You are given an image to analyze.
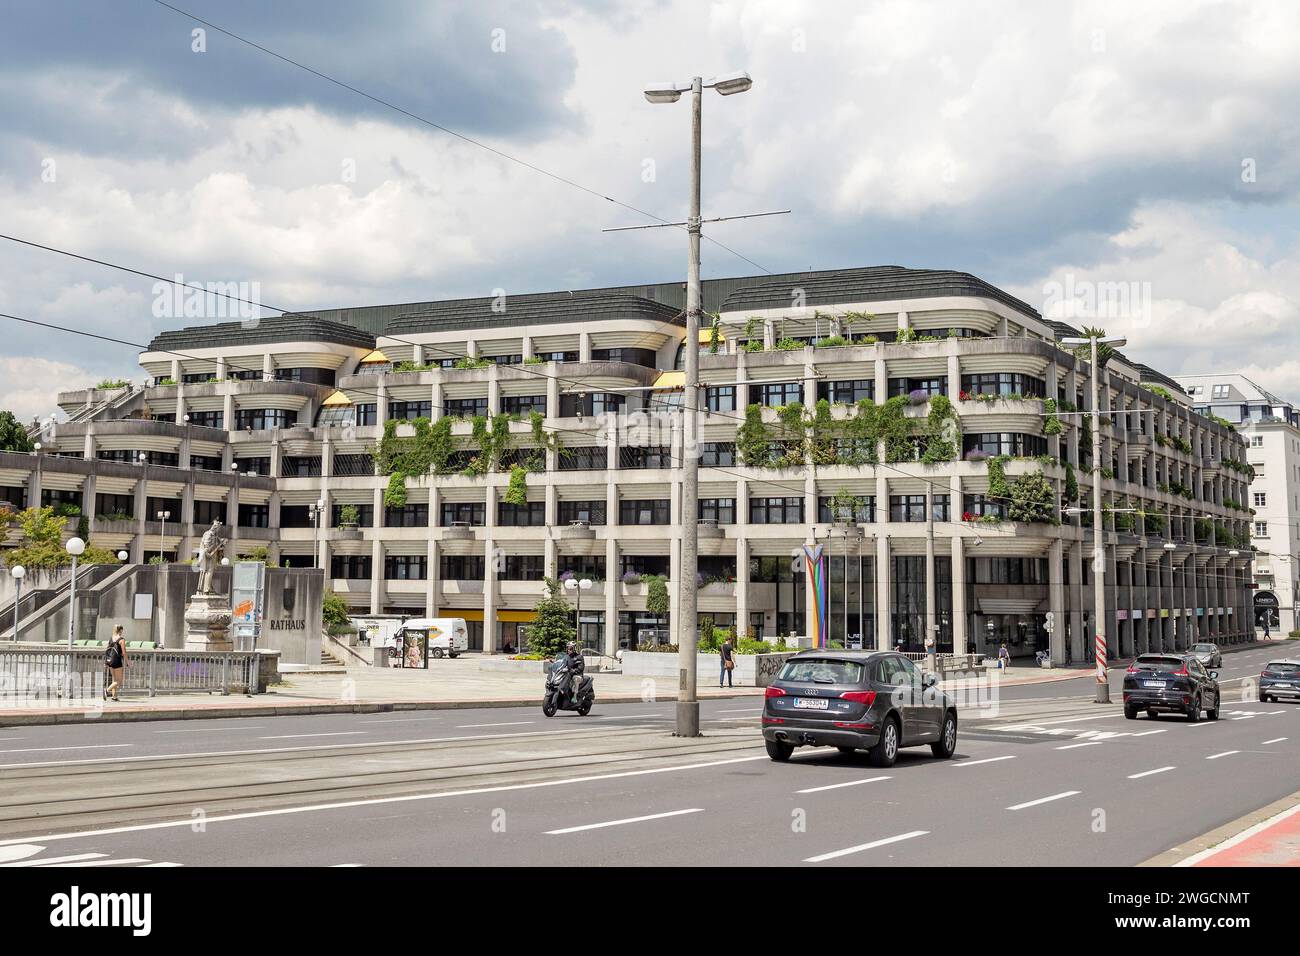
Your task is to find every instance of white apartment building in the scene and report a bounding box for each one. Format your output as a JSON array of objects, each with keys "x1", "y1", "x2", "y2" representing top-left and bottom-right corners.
[{"x1": 1178, "y1": 372, "x2": 1300, "y2": 633}]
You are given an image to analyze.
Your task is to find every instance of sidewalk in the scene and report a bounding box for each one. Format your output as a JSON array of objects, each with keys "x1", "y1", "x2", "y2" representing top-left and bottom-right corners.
[{"x1": 1145, "y1": 789, "x2": 1300, "y2": 867}]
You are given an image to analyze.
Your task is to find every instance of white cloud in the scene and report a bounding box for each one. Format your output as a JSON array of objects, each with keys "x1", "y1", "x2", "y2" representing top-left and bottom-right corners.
[{"x1": 0, "y1": 356, "x2": 97, "y2": 422}]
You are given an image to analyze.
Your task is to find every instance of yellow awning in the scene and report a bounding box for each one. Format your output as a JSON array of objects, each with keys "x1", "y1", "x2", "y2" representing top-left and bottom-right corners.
[
  {"x1": 437, "y1": 609, "x2": 537, "y2": 623},
  {"x1": 698, "y1": 327, "x2": 725, "y2": 344},
  {"x1": 358, "y1": 349, "x2": 390, "y2": 364},
  {"x1": 321, "y1": 390, "x2": 352, "y2": 407},
  {"x1": 652, "y1": 371, "x2": 685, "y2": 389}
]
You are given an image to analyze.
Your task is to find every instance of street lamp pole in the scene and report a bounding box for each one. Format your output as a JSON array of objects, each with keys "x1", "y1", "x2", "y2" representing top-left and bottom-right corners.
[
  {"x1": 157, "y1": 509, "x2": 170, "y2": 563},
  {"x1": 10, "y1": 565, "x2": 24, "y2": 642},
  {"x1": 65, "y1": 536, "x2": 85, "y2": 649},
  {"x1": 1062, "y1": 332, "x2": 1126, "y2": 704}
]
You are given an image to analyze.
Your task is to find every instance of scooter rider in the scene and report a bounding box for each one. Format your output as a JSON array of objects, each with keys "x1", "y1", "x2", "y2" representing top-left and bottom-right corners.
[{"x1": 565, "y1": 642, "x2": 584, "y2": 701}]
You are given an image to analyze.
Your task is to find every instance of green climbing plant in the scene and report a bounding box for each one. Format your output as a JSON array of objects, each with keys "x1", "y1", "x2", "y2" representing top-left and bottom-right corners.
[
  {"x1": 464, "y1": 413, "x2": 513, "y2": 476},
  {"x1": 644, "y1": 574, "x2": 670, "y2": 615},
  {"x1": 1043, "y1": 397, "x2": 1064, "y2": 436},
  {"x1": 504, "y1": 465, "x2": 529, "y2": 506},
  {"x1": 374, "y1": 416, "x2": 456, "y2": 507},
  {"x1": 921, "y1": 394, "x2": 959, "y2": 464},
  {"x1": 737, "y1": 404, "x2": 771, "y2": 467}
]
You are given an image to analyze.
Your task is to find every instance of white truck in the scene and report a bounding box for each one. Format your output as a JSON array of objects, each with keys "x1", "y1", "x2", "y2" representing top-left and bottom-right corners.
[{"x1": 396, "y1": 618, "x2": 470, "y2": 659}]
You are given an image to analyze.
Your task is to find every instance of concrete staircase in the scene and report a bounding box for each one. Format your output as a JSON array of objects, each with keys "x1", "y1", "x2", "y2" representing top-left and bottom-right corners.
[{"x1": 319, "y1": 645, "x2": 345, "y2": 667}]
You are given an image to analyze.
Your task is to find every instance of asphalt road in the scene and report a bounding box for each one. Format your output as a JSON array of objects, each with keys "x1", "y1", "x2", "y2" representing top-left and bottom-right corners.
[{"x1": 0, "y1": 643, "x2": 1294, "y2": 867}]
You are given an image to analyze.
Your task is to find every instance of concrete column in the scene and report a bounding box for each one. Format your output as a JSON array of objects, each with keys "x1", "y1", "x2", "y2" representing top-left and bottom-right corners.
[
  {"x1": 1068, "y1": 542, "x2": 1085, "y2": 663},
  {"x1": 431, "y1": 381, "x2": 443, "y2": 420},
  {"x1": 412, "y1": 344, "x2": 424, "y2": 367},
  {"x1": 896, "y1": 310, "x2": 910, "y2": 333},
  {"x1": 222, "y1": 391, "x2": 234, "y2": 433},
  {"x1": 25, "y1": 456, "x2": 42, "y2": 512},
  {"x1": 874, "y1": 359, "x2": 888, "y2": 414},
  {"x1": 82, "y1": 432, "x2": 95, "y2": 460},
  {"x1": 262, "y1": 354, "x2": 273, "y2": 380},
  {"x1": 131, "y1": 475, "x2": 148, "y2": 563},
  {"x1": 487, "y1": 365, "x2": 501, "y2": 416},
  {"x1": 426, "y1": 538, "x2": 439, "y2": 618},
  {"x1": 1049, "y1": 538, "x2": 1066, "y2": 664},
  {"x1": 369, "y1": 536, "x2": 383, "y2": 615},
  {"x1": 875, "y1": 534, "x2": 890, "y2": 650},
  {"x1": 735, "y1": 350, "x2": 750, "y2": 411},
  {"x1": 604, "y1": 535, "x2": 619, "y2": 657},
  {"x1": 951, "y1": 534, "x2": 967, "y2": 655},
  {"x1": 375, "y1": 380, "x2": 388, "y2": 428},
  {"x1": 180, "y1": 480, "x2": 195, "y2": 561},
  {"x1": 80, "y1": 473, "x2": 97, "y2": 526},
  {"x1": 522, "y1": 336, "x2": 534, "y2": 361},
  {"x1": 946, "y1": 352, "x2": 961, "y2": 402},
  {"x1": 546, "y1": 373, "x2": 559, "y2": 420},
  {"x1": 579, "y1": 332, "x2": 592, "y2": 363},
  {"x1": 483, "y1": 484, "x2": 498, "y2": 653},
  {"x1": 736, "y1": 536, "x2": 750, "y2": 638}
]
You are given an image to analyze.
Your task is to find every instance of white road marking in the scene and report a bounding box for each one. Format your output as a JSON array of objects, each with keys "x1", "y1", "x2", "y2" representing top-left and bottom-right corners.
[
  {"x1": 258, "y1": 732, "x2": 368, "y2": 740},
  {"x1": 1006, "y1": 791, "x2": 1080, "y2": 811},
  {"x1": 796, "y1": 776, "x2": 891, "y2": 794},
  {"x1": 1230, "y1": 716, "x2": 1257, "y2": 721},
  {"x1": 46, "y1": 858, "x2": 150, "y2": 867},
  {"x1": 954, "y1": 755, "x2": 1017, "y2": 767},
  {"x1": 1056, "y1": 741, "x2": 1104, "y2": 750},
  {"x1": 1128, "y1": 766, "x2": 1176, "y2": 779},
  {"x1": 1129, "y1": 729, "x2": 1168, "y2": 737},
  {"x1": 454, "y1": 721, "x2": 534, "y2": 729},
  {"x1": 1265, "y1": 710, "x2": 1287, "y2": 715},
  {"x1": 804, "y1": 830, "x2": 929, "y2": 863},
  {"x1": 1206, "y1": 750, "x2": 1240, "y2": 760},
  {"x1": 140, "y1": 862, "x2": 182, "y2": 867},
  {"x1": 1262, "y1": 737, "x2": 1288, "y2": 745},
  {"x1": 594, "y1": 714, "x2": 661, "y2": 720},
  {"x1": 0, "y1": 752, "x2": 768, "y2": 846},
  {"x1": 545, "y1": 808, "x2": 703, "y2": 835},
  {"x1": 156, "y1": 726, "x2": 265, "y2": 733},
  {"x1": 0, "y1": 744, "x2": 133, "y2": 754},
  {"x1": 0, "y1": 844, "x2": 42, "y2": 863},
  {"x1": 1, "y1": 852, "x2": 106, "y2": 867},
  {"x1": 1185, "y1": 721, "x2": 1215, "y2": 728}
]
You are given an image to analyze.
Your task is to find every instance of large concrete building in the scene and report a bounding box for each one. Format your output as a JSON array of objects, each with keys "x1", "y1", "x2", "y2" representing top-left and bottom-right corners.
[
  {"x1": 1, "y1": 265, "x2": 1255, "y2": 662},
  {"x1": 1177, "y1": 372, "x2": 1299, "y2": 634}
]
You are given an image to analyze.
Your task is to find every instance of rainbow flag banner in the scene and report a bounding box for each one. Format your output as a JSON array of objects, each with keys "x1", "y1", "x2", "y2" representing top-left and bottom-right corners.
[{"x1": 803, "y1": 544, "x2": 828, "y2": 648}]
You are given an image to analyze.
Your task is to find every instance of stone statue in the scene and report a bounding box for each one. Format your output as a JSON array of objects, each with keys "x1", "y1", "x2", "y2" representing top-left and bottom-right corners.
[
  {"x1": 185, "y1": 519, "x2": 232, "y2": 652},
  {"x1": 195, "y1": 519, "x2": 225, "y2": 594}
]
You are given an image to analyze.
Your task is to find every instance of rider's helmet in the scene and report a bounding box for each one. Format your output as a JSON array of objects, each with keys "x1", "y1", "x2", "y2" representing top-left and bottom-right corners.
[{"x1": 566, "y1": 642, "x2": 577, "y2": 654}]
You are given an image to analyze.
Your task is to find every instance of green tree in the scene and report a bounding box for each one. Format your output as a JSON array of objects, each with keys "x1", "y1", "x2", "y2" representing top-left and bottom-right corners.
[
  {"x1": 0, "y1": 410, "x2": 34, "y2": 453},
  {"x1": 528, "y1": 577, "x2": 575, "y2": 657},
  {"x1": 322, "y1": 590, "x2": 352, "y2": 633},
  {"x1": 2, "y1": 506, "x2": 118, "y2": 569}
]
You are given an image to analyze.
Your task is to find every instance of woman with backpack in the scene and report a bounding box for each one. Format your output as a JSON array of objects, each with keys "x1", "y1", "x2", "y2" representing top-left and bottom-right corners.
[{"x1": 104, "y1": 625, "x2": 127, "y2": 701}]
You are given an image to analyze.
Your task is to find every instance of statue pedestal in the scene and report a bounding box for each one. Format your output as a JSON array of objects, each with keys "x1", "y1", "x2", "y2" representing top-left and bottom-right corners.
[{"x1": 184, "y1": 592, "x2": 234, "y2": 652}]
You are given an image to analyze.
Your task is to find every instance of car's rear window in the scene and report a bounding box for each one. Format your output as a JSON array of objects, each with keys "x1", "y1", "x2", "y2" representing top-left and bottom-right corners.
[
  {"x1": 1265, "y1": 663, "x2": 1300, "y2": 676},
  {"x1": 779, "y1": 659, "x2": 865, "y2": 684},
  {"x1": 1132, "y1": 657, "x2": 1185, "y2": 673}
]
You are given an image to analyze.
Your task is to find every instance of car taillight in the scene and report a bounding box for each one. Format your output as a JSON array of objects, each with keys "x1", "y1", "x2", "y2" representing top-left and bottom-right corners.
[
  {"x1": 840, "y1": 691, "x2": 877, "y2": 706},
  {"x1": 1126, "y1": 664, "x2": 1138, "y2": 674},
  {"x1": 764, "y1": 686, "x2": 786, "y2": 699},
  {"x1": 1173, "y1": 665, "x2": 1188, "y2": 677}
]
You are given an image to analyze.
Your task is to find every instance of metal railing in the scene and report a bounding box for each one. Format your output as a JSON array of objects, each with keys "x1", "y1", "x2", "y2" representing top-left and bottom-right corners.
[{"x1": 0, "y1": 646, "x2": 261, "y2": 699}]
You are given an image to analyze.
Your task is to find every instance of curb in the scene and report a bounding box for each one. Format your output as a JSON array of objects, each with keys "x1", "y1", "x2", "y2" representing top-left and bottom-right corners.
[
  {"x1": 1141, "y1": 787, "x2": 1300, "y2": 867},
  {"x1": 0, "y1": 689, "x2": 764, "y2": 727}
]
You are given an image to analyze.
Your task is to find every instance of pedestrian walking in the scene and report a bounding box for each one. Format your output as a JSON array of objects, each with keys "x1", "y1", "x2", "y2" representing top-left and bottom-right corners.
[
  {"x1": 997, "y1": 642, "x2": 1010, "y2": 672},
  {"x1": 719, "y1": 634, "x2": 735, "y2": 688},
  {"x1": 104, "y1": 625, "x2": 127, "y2": 701}
]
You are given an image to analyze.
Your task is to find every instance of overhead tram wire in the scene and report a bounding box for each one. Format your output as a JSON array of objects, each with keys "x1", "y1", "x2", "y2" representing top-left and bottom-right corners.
[
  {"x1": 0, "y1": 236, "x2": 1256, "y2": 533},
  {"x1": 146, "y1": 0, "x2": 773, "y2": 279}
]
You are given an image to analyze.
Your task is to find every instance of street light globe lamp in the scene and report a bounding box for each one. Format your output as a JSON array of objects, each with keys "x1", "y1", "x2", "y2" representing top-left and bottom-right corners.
[
  {"x1": 65, "y1": 536, "x2": 85, "y2": 648},
  {"x1": 117, "y1": 550, "x2": 128, "y2": 562}
]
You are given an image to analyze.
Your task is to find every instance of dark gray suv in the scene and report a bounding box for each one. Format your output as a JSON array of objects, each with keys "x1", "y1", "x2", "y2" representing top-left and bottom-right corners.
[{"x1": 761, "y1": 650, "x2": 958, "y2": 766}]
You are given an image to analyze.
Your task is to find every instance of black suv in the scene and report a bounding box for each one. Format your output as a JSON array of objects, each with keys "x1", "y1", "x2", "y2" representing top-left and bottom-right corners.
[
  {"x1": 761, "y1": 651, "x2": 958, "y2": 766},
  {"x1": 1122, "y1": 653, "x2": 1220, "y2": 721}
]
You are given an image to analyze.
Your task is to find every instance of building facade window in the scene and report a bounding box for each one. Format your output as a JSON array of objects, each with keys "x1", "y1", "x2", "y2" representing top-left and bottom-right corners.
[
  {"x1": 501, "y1": 395, "x2": 547, "y2": 415},
  {"x1": 558, "y1": 500, "x2": 606, "y2": 525},
  {"x1": 441, "y1": 398, "x2": 486, "y2": 419},
  {"x1": 699, "y1": 498, "x2": 736, "y2": 525},
  {"x1": 390, "y1": 400, "x2": 435, "y2": 420},
  {"x1": 962, "y1": 433, "x2": 1048, "y2": 458},
  {"x1": 888, "y1": 377, "x2": 947, "y2": 398},
  {"x1": 497, "y1": 501, "x2": 546, "y2": 526},
  {"x1": 818, "y1": 495, "x2": 875, "y2": 523},
  {"x1": 385, "y1": 503, "x2": 429, "y2": 527},
  {"x1": 441, "y1": 501, "x2": 485, "y2": 526},
  {"x1": 755, "y1": 382, "x2": 802, "y2": 408},
  {"x1": 439, "y1": 555, "x2": 485, "y2": 579},
  {"x1": 959, "y1": 373, "x2": 1046, "y2": 398},
  {"x1": 705, "y1": 386, "x2": 736, "y2": 412},
  {"x1": 235, "y1": 408, "x2": 296, "y2": 430},
  {"x1": 818, "y1": 379, "x2": 874, "y2": 404},
  {"x1": 749, "y1": 496, "x2": 804, "y2": 524},
  {"x1": 557, "y1": 446, "x2": 606, "y2": 471},
  {"x1": 619, "y1": 499, "x2": 670, "y2": 525},
  {"x1": 331, "y1": 555, "x2": 373, "y2": 579},
  {"x1": 384, "y1": 555, "x2": 427, "y2": 580},
  {"x1": 501, "y1": 555, "x2": 544, "y2": 580},
  {"x1": 699, "y1": 442, "x2": 736, "y2": 467}
]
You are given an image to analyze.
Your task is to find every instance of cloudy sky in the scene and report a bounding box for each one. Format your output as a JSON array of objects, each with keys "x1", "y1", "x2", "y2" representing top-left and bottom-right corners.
[{"x1": 1, "y1": 0, "x2": 1298, "y2": 419}]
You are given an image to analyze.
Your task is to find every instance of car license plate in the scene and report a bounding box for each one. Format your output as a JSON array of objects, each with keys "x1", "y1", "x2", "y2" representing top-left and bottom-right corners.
[
  {"x1": 1275, "y1": 682, "x2": 1293, "y2": 688},
  {"x1": 1143, "y1": 680, "x2": 1165, "y2": 688},
  {"x1": 793, "y1": 698, "x2": 829, "y2": 710}
]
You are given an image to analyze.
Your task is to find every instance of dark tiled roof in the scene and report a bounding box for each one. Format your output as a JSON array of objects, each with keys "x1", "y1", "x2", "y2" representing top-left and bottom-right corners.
[
  {"x1": 383, "y1": 292, "x2": 683, "y2": 336},
  {"x1": 146, "y1": 315, "x2": 376, "y2": 353},
  {"x1": 1135, "y1": 363, "x2": 1187, "y2": 395},
  {"x1": 719, "y1": 266, "x2": 1041, "y2": 319}
]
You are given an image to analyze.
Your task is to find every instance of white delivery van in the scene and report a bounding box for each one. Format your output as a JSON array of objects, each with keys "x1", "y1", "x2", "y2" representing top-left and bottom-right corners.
[{"x1": 397, "y1": 618, "x2": 470, "y2": 659}]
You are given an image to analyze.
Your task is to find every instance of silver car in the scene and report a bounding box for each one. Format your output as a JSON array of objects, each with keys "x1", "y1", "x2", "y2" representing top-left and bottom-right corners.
[{"x1": 1191, "y1": 642, "x2": 1222, "y2": 669}]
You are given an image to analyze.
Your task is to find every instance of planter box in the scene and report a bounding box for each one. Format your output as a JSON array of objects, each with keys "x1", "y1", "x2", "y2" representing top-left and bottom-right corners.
[{"x1": 620, "y1": 650, "x2": 797, "y2": 687}]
